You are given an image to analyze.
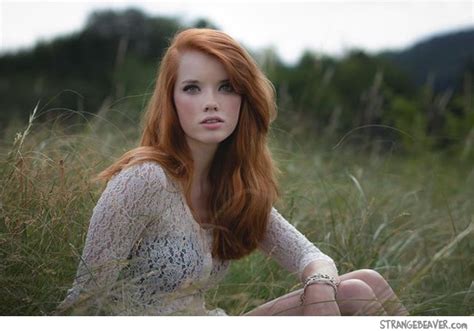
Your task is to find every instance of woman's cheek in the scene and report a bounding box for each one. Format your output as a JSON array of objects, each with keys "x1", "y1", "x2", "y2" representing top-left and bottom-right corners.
[
  {"x1": 176, "y1": 96, "x2": 199, "y2": 127},
  {"x1": 176, "y1": 94, "x2": 196, "y2": 112}
]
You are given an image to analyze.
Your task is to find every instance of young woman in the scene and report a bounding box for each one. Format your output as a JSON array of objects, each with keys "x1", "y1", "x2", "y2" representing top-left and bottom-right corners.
[{"x1": 57, "y1": 28, "x2": 409, "y2": 316}]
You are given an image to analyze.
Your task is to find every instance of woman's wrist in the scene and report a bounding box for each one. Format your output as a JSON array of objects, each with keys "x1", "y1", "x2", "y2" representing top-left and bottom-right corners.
[
  {"x1": 301, "y1": 283, "x2": 341, "y2": 315},
  {"x1": 303, "y1": 273, "x2": 340, "y2": 290},
  {"x1": 300, "y1": 273, "x2": 340, "y2": 305},
  {"x1": 301, "y1": 260, "x2": 339, "y2": 282},
  {"x1": 304, "y1": 282, "x2": 336, "y2": 297}
]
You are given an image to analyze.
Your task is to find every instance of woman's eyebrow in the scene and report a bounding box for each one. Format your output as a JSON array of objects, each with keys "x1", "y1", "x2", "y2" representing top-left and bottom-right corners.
[{"x1": 180, "y1": 79, "x2": 230, "y2": 85}]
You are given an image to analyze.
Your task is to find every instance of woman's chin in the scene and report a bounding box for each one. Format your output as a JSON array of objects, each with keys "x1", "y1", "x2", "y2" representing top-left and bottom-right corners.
[
  {"x1": 199, "y1": 134, "x2": 232, "y2": 145},
  {"x1": 186, "y1": 136, "x2": 226, "y2": 149}
]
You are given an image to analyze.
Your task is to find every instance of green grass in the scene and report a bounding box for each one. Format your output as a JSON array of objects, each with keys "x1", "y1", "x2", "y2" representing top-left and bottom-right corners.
[{"x1": 0, "y1": 107, "x2": 473, "y2": 316}]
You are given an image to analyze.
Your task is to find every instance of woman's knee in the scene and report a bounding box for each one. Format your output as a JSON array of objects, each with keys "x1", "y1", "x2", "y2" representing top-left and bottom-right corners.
[
  {"x1": 337, "y1": 279, "x2": 375, "y2": 301},
  {"x1": 359, "y1": 269, "x2": 387, "y2": 286},
  {"x1": 336, "y1": 279, "x2": 383, "y2": 315},
  {"x1": 351, "y1": 269, "x2": 389, "y2": 290}
]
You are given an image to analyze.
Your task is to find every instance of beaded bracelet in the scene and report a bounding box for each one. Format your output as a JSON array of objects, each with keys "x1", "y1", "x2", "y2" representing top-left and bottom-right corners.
[{"x1": 300, "y1": 273, "x2": 340, "y2": 305}]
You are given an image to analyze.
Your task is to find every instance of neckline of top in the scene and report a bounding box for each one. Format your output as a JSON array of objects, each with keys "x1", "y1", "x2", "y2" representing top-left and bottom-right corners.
[{"x1": 161, "y1": 168, "x2": 212, "y2": 234}]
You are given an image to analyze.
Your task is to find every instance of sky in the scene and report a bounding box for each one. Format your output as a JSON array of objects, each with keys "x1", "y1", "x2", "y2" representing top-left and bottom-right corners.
[{"x1": 0, "y1": 0, "x2": 473, "y2": 65}]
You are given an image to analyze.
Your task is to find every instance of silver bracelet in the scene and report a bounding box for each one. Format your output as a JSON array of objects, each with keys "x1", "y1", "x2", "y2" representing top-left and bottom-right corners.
[{"x1": 300, "y1": 273, "x2": 340, "y2": 305}]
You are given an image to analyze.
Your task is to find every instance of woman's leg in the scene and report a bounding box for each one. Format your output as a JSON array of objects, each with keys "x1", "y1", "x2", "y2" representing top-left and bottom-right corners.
[
  {"x1": 338, "y1": 269, "x2": 409, "y2": 316},
  {"x1": 244, "y1": 271, "x2": 387, "y2": 316},
  {"x1": 335, "y1": 279, "x2": 387, "y2": 315},
  {"x1": 243, "y1": 288, "x2": 304, "y2": 316}
]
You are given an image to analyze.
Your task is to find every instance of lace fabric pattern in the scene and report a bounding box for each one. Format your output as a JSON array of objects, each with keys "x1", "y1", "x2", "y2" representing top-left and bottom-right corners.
[{"x1": 58, "y1": 161, "x2": 336, "y2": 315}]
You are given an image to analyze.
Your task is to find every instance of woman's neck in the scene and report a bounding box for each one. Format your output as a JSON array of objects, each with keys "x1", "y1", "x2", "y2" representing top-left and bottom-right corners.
[{"x1": 187, "y1": 139, "x2": 218, "y2": 194}]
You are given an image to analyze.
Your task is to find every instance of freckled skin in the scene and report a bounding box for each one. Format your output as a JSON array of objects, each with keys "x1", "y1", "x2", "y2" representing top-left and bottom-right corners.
[{"x1": 173, "y1": 50, "x2": 242, "y2": 149}]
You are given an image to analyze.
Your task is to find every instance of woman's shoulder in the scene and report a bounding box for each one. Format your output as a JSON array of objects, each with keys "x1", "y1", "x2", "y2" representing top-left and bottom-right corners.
[
  {"x1": 93, "y1": 161, "x2": 173, "y2": 218},
  {"x1": 111, "y1": 160, "x2": 169, "y2": 189}
]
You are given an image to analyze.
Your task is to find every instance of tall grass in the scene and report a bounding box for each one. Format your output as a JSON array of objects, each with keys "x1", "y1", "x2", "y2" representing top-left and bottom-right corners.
[{"x1": 0, "y1": 105, "x2": 473, "y2": 315}]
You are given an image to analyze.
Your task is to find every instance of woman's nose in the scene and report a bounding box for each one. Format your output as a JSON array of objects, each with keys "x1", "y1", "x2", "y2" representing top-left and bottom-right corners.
[
  {"x1": 204, "y1": 103, "x2": 218, "y2": 111},
  {"x1": 204, "y1": 95, "x2": 219, "y2": 111}
]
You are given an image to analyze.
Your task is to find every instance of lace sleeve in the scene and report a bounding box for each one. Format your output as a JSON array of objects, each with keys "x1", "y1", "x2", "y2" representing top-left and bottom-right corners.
[
  {"x1": 57, "y1": 162, "x2": 166, "y2": 311},
  {"x1": 257, "y1": 207, "x2": 337, "y2": 281}
]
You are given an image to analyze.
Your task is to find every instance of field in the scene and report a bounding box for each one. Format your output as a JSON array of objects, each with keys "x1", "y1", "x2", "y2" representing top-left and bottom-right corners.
[{"x1": 0, "y1": 106, "x2": 473, "y2": 315}]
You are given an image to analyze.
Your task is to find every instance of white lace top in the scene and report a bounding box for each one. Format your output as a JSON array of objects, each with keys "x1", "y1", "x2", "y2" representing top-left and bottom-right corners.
[{"x1": 59, "y1": 161, "x2": 337, "y2": 315}]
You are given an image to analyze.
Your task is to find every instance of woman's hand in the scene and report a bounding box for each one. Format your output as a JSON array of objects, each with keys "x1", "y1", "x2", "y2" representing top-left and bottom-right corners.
[{"x1": 302, "y1": 283, "x2": 341, "y2": 316}]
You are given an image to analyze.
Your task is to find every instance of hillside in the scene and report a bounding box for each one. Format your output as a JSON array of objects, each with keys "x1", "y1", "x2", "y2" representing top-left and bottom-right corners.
[{"x1": 379, "y1": 27, "x2": 474, "y2": 93}]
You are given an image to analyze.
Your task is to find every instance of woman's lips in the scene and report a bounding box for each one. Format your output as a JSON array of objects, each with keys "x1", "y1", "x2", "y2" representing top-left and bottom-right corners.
[{"x1": 201, "y1": 122, "x2": 223, "y2": 130}]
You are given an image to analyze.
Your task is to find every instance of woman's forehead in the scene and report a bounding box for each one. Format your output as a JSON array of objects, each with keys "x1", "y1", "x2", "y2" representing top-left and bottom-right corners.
[{"x1": 176, "y1": 50, "x2": 229, "y2": 82}]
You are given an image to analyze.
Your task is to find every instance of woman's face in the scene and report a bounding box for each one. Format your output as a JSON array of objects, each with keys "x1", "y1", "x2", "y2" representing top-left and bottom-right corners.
[{"x1": 173, "y1": 50, "x2": 242, "y2": 152}]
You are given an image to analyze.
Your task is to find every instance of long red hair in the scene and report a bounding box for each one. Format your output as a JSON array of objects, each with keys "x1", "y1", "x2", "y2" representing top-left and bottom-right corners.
[{"x1": 95, "y1": 28, "x2": 280, "y2": 260}]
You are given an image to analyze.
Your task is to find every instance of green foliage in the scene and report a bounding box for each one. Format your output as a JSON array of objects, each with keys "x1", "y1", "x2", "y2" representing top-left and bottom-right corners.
[{"x1": 384, "y1": 95, "x2": 429, "y2": 151}]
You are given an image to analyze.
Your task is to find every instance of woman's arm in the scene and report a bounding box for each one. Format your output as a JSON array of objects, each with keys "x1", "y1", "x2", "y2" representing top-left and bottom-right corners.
[
  {"x1": 258, "y1": 207, "x2": 338, "y2": 281},
  {"x1": 57, "y1": 162, "x2": 167, "y2": 313},
  {"x1": 257, "y1": 207, "x2": 340, "y2": 315},
  {"x1": 302, "y1": 260, "x2": 338, "y2": 281}
]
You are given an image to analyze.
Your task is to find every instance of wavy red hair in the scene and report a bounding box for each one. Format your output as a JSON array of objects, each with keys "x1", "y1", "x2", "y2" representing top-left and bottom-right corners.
[{"x1": 95, "y1": 28, "x2": 280, "y2": 260}]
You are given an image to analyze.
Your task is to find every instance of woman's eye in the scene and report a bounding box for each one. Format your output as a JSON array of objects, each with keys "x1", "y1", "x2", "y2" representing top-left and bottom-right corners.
[
  {"x1": 183, "y1": 85, "x2": 199, "y2": 92},
  {"x1": 183, "y1": 83, "x2": 235, "y2": 93},
  {"x1": 220, "y1": 83, "x2": 234, "y2": 93}
]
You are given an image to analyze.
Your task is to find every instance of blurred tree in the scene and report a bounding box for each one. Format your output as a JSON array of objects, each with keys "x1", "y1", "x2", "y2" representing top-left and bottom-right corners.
[
  {"x1": 0, "y1": 8, "x2": 182, "y2": 133},
  {"x1": 192, "y1": 18, "x2": 219, "y2": 30}
]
